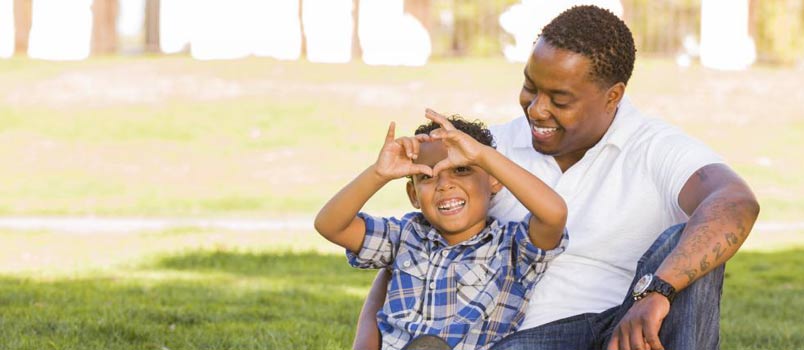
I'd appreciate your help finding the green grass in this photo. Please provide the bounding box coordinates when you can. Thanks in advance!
[0,56,801,220]
[0,247,800,349]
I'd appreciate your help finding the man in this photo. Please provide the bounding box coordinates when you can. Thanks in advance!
[354,5,759,350]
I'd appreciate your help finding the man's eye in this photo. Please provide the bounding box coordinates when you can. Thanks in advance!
[552,100,569,108]
[523,85,538,94]
[419,174,432,181]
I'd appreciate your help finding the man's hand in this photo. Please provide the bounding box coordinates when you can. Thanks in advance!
[374,122,433,180]
[607,293,670,350]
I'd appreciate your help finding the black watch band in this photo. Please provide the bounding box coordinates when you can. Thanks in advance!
[632,273,677,304]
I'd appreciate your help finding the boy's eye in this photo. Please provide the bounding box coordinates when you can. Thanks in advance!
[454,166,471,174]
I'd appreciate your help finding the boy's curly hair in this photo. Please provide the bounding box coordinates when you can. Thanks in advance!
[540,5,636,87]
[414,115,496,148]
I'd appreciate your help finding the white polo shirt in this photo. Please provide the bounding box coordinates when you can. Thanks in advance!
[488,97,724,329]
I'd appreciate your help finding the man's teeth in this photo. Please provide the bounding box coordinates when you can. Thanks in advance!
[533,126,558,135]
[438,199,466,210]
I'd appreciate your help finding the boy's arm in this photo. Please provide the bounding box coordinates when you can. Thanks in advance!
[314,122,432,254]
[425,110,566,250]
[476,147,567,250]
[314,166,391,254]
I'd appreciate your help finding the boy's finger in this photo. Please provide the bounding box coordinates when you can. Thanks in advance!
[414,134,432,143]
[400,137,415,159]
[385,122,396,143]
[431,159,452,176]
[429,128,446,140]
[413,164,433,177]
[425,108,455,131]
[410,137,420,160]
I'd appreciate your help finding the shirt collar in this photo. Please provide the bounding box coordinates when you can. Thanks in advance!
[512,95,639,151]
[413,214,502,247]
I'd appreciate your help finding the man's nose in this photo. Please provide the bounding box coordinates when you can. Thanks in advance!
[527,95,550,120]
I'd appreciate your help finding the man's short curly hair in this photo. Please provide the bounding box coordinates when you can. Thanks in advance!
[414,115,495,149]
[540,5,636,87]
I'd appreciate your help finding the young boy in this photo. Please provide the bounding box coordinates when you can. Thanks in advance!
[314,110,568,350]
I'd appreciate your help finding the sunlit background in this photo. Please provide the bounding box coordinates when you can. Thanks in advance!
[0,1,802,349]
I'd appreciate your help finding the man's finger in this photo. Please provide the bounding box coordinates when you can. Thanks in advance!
[643,319,664,350]
[629,321,646,350]
[618,324,631,350]
[425,108,455,131]
[607,332,620,350]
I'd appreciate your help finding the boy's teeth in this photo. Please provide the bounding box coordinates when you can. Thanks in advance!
[438,199,466,210]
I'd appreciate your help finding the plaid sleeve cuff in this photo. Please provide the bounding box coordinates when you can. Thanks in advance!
[345,212,397,269]
[512,214,569,282]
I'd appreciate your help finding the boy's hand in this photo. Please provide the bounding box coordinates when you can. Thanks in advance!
[374,122,434,181]
[425,109,487,175]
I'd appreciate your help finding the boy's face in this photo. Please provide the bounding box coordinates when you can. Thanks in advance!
[406,141,502,245]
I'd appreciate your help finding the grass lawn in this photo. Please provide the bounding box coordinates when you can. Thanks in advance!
[0,240,801,350]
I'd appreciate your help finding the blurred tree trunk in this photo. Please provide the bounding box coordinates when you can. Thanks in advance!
[351,0,361,60]
[91,0,119,54]
[13,0,32,54]
[145,0,160,53]
[299,0,306,59]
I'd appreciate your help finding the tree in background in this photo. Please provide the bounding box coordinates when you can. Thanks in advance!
[13,0,32,54]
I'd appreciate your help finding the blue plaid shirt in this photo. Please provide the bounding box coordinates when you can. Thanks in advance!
[347,212,568,350]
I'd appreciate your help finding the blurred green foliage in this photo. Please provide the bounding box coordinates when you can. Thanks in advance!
[753,0,804,64]
[426,0,804,64]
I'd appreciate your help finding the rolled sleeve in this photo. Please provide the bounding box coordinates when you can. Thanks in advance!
[511,214,569,283]
[346,212,399,269]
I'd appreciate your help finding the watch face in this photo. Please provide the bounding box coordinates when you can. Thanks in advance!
[633,274,653,295]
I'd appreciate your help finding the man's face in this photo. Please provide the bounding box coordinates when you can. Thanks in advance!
[406,141,501,245]
[519,39,622,170]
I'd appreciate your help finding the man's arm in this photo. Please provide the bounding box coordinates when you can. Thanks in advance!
[352,269,389,350]
[608,163,759,350]
[660,164,759,287]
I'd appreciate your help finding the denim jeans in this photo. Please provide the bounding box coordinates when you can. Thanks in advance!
[490,223,724,350]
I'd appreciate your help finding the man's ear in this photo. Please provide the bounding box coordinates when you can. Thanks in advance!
[406,180,420,209]
[489,176,503,196]
[605,82,625,115]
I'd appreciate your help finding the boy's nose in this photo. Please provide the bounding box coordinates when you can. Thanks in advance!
[435,175,456,191]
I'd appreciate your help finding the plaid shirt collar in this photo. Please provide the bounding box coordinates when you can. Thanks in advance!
[411,214,503,247]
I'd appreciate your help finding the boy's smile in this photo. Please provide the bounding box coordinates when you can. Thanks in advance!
[406,140,501,245]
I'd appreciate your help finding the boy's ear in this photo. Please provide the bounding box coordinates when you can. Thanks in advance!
[489,176,503,195]
[406,180,421,209]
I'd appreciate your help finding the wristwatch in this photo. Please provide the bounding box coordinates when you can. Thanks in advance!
[632,273,677,304]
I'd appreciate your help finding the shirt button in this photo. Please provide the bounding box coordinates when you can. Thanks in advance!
[441,250,449,257]
[403,261,411,268]
[429,282,436,289]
